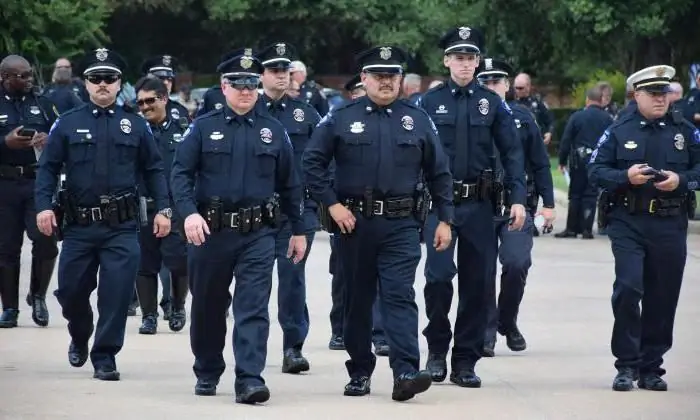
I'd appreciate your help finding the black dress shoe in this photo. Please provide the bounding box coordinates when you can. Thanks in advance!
[392,370,432,401]
[581,230,594,239]
[482,341,495,357]
[499,326,527,352]
[450,369,482,388]
[282,348,310,374]
[93,366,120,381]
[328,334,345,350]
[235,384,270,404]
[638,373,668,391]
[612,367,637,391]
[68,341,89,367]
[374,341,390,357]
[27,294,49,327]
[161,301,171,321]
[168,308,186,332]
[194,379,218,396]
[426,353,447,382]
[127,302,138,316]
[0,309,19,328]
[554,230,577,238]
[138,314,157,335]
[344,376,371,396]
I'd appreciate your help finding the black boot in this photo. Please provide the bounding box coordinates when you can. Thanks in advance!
[0,265,21,328]
[169,273,188,332]
[135,274,158,332]
[26,257,56,327]
[555,200,580,238]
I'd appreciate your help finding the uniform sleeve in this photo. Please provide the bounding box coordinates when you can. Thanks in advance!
[526,116,554,207]
[677,127,700,192]
[494,101,527,205]
[313,90,329,117]
[558,112,578,166]
[302,112,338,208]
[276,131,305,235]
[35,119,66,212]
[587,128,629,190]
[138,123,169,211]
[422,115,454,223]
[170,123,201,219]
[540,100,554,134]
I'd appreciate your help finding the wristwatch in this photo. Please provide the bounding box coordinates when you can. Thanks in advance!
[158,208,173,219]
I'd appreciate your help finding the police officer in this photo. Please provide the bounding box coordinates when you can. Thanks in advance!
[256,41,321,373]
[0,55,59,328]
[42,59,84,114]
[132,76,189,335]
[304,45,454,401]
[681,72,700,128]
[419,26,527,388]
[170,48,306,404]
[141,55,190,122]
[513,73,554,144]
[290,60,329,116]
[556,86,613,239]
[475,58,556,356]
[35,48,171,380]
[589,65,700,392]
[344,74,365,100]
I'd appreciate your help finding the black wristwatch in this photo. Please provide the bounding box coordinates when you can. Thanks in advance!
[157,208,173,219]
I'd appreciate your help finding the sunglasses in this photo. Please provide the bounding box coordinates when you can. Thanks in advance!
[224,77,260,91]
[136,96,162,107]
[157,76,174,82]
[10,71,33,80]
[514,86,526,90]
[86,74,121,85]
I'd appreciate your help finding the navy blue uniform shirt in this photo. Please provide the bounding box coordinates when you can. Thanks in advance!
[138,116,187,200]
[170,104,305,234]
[300,81,329,117]
[35,103,169,213]
[558,104,614,166]
[515,95,554,135]
[195,86,225,118]
[42,84,84,114]
[302,95,455,223]
[419,78,526,205]
[167,99,191,122]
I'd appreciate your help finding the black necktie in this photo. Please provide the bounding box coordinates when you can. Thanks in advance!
[454,89,469,180]
[94,108,110,191]
[377,109,393,194]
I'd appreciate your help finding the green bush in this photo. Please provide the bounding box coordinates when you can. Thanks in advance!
[570,69,627,108]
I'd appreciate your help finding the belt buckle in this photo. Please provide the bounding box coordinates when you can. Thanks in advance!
[648,199,657,214]
[229,212,239,229]
[91,207,102,221]
[373,200,384,216]
[17,166,24,176]
[461,185,471,198]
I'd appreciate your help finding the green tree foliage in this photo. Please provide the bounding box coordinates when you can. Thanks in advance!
[570,70,627,108]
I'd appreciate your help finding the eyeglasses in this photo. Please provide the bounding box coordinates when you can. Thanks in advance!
[136,96,161,107]
[9,71,33,80]
[224,77,260,91]
[157,76,174,82]
[86,74,121,85]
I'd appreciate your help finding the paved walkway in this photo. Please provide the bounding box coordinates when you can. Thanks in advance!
[1,209,700,419]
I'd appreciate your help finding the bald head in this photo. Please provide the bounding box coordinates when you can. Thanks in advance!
[403,73,421,96]
[0,55,30,74]
[513,73,532,98]
[668,81,683,103]
[0,55,33,94]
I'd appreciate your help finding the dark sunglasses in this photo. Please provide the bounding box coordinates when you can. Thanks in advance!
[224,76,260,91]
[86,74,121,85]
[157,76,174,82]
[10,71,33,80]
[514,86,526,90]
[136,96,161,107]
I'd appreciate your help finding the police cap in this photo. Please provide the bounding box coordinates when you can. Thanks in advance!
[141,55,177,78]
[258,42,297,69]
[439,26,484,55]
[344,74,364,92]
[216,48,263,78]
[81,48,126,76]
[355,46,408,74]
[476,57,513,82]
[626,65,676,93]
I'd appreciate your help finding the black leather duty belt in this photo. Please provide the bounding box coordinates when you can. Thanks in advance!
[341,196,415,219]
[0,164,36,180]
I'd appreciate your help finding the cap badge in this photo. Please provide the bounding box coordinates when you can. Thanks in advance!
[350,121,365,134]
[379,47,392,60]
[293,108,305,122]
[401,115,414,131]
[240,56,253,69]
[478,98,490,115]
[276,43,286,56]
[95,48,108,62]
[458,27,471,40]
[119,118,132,134]
[674,133,685,150]
[162,55,172,66]
[485,58,493,70]
[655,67,665,77]
[260,128,273,144]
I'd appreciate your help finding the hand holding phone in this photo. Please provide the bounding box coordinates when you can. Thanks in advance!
[641,167,669,182]
[18,128,37,138]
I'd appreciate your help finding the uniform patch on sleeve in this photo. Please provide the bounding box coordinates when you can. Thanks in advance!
[501,100,512,115]
[693,129,700,144]
[595,130,610,148]
[689,181,699,190]
[284,130,292,147]
[48,118,60,135]
[427,115,439,135]
[182,123,194,139]
[317,111,333,127]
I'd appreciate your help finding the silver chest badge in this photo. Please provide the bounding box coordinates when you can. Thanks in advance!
[514,119,521,128]
[173,133,183,143]
[293,108,305,122]
[401,115,414,131]
[350,122,365,134]
[674,133,685,150]
[478,98,490,115]
[119,118,132,134]
[305,91,313,100]
[210,131,224,140]
[29,106,40,115]
[170,108,180,119]
[215,103,223,110]
[260,128,273,143]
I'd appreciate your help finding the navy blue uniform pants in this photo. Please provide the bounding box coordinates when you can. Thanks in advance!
[54,223,140,369]
[607,214,686,376]
[188,228,275,387]
[423,200,496,370]
[339,216,421,379]
[567,160,598,233]
[485,215,534,343]
[274,208,317,350]
[159,265,171,307]
[138,218,187,277]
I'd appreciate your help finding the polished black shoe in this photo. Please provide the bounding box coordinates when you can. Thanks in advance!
[138,313,157,335]
[392,370,432,401]
[194,379,218,396]
[168,308,186,332]
[26,294,49,327]
[638,373,668,391]
[450,369,482,388]
[282,348,310,374]
[161,301,171,321]
[374,341,390,357]
[499,326,527,352]
[554,230,577,238]
[612,367,637,391]
[344,376,371,396]
[68,341,89,367]
[0,308,19,328]
[482,341,496,357]
[328,334,345,350]
[93,366,120,381]
[581,230,594,239]
[426,353,447,382]
[235,384,270,404]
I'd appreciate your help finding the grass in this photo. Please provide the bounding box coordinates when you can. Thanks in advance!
[549,157,567,191]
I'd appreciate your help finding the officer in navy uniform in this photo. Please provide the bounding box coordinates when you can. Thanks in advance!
[475,58,556,356]
[255,41,321,374]
[303,45,454,401]
[290,60,329,117]
[556,86,614,239]
[132,76,189,335]
[170,48,307,404]
[141,55,190,122]
[344,74,365,100]
[418,26,527,388]
[35,48,171,381]
[589,65,700,392]
[681,71,699,128]
[513,72,554,144]
[0,55,60,329]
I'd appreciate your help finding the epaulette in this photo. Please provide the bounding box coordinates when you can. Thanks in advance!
[307,80,317,88]
[58,103,88,119]
[286,96,316,111]
[194,107,223,122]
[609,111,636,129]
[330,97,363,113]
[476,83,501,99]
[398,97,423,111]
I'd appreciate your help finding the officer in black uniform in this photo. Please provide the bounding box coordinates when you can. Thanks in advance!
[290,60,329,116]
[475,58,556,356]
[303,45,454,401]
[35,48,171,381]
[419,26,527,388]
[682,72,700,128]
[0,55,60,329]
[42,59,84,114]
[513,73,554,144]
[589,65,700,392]
[556,86,613,238]
[141,55,190,122]
[170,48,306,404]
[132,76,189,335]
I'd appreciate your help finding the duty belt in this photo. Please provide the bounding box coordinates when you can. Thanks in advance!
[342,196,415,219]
[453,182,478,199]
[0,164,36,180]
[615,194,686,217]
[199,202,280,233]
[72,194,138,226]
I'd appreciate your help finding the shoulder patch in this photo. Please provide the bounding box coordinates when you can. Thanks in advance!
[501,99,512,115]
[48,118,60,135]
[595,129,610,148]
[317,110,333,127]
[693,129,700,144]
[283,130,293,147]
[182,123,195,139]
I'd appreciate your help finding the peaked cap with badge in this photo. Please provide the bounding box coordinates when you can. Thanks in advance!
[476,57,514,81]
[80,48,127,75]
[355,45,408,74]
[626,65,676,93]
[438,26,484,55]
[257,42,297,69]
[216,47,263,77]
[141,55,177,78]
[344,74,364,92]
